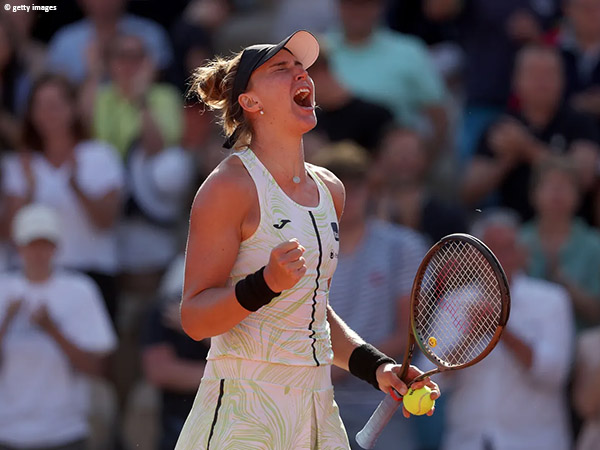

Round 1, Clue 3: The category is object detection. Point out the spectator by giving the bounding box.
[1,0,46,80]
[46,0,172,83]
[386,0,456,46]
[141,254,209,450]
[442,208,574,450]
[561,0,600,124]
[169,25,216,153]
[92,33,182,158]
[424,0,560,163]
[313,141,428,449]
[373,127,468,244]
[307,47,394,153]
[272,0,339,40]
[0,204,117,450]
[0,18,30,149]
[326,0,447,152]
[0,195,9,272]
[91,33,191,293]
[462,45,600,223]
[572,326,600,450]
[1,74,124,321]
[178,0,274,56]
[520,156,600,329]
[168,19,214,94]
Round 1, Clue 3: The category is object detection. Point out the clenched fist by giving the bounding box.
[263,239,307,293]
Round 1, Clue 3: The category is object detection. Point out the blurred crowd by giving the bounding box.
[0,0,600,449]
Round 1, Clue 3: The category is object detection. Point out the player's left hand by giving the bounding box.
[375,363,440,418]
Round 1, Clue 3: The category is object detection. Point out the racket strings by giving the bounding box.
[414,241,503,367]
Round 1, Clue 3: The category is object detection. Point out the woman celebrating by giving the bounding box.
[177,31,439,449]
[1,74,124,321]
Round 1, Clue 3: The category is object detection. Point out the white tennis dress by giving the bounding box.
[175,149,350,450]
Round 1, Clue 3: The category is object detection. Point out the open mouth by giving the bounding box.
[293,87,313,108]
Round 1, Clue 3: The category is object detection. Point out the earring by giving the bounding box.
[259,108,264,115]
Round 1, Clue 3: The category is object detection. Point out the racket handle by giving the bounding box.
[355,394,401,449]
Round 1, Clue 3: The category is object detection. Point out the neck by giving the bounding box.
[344,29,373,46]
[92,16,119,35]
[538,215,572,236]
[251,132,307,185]
[43,134,75,166]
[521,104,556,128]
[24,265,52,283]
[116,82,136,100]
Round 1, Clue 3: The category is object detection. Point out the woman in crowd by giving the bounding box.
[1,74,124,321]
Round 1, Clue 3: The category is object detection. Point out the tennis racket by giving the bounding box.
[355,233,511,449]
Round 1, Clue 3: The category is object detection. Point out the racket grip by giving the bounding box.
[355,394,401,449]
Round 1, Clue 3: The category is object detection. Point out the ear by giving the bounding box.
[238,93,261,114]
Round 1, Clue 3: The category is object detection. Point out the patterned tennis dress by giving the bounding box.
[175,149,350,450]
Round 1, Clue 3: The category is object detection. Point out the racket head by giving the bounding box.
[409,233,510,372]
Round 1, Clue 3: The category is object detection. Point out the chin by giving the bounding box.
[296,111,317,134]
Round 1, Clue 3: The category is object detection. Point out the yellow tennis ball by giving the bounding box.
[403,386,435,416]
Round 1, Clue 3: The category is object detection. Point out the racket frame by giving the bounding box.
[408,233,511,382]
[355,233,511,449]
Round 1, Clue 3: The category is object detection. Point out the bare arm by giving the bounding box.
[424,105,449,156]
[327,305,364,371]
[180,159,256,340]
[573,330,600,419]
[139,106,166,156]
[0,300,21,368]
[559,280,600,326]
[180,158,307,340]
[461,157,514,206]
[45,323,110,377]
[32,305,109,378]
[70,182,121,230]
[501,329,533,369]
[574,364,600,418]
[142,343,205,392]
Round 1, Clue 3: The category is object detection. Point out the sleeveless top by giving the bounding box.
[208,148,340,366]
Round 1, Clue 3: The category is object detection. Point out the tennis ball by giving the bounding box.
[403,386,435,416]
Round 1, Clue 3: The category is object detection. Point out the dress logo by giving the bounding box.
[273,219,291,229]
[330,222,339,241]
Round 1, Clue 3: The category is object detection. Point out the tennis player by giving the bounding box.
[176,30,440,449]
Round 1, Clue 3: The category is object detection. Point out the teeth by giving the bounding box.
[294,87,310,98]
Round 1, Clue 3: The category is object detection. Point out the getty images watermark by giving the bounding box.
[5,4,57,12]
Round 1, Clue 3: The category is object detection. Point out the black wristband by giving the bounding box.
[235,266,281,312]
[348,343,396,391]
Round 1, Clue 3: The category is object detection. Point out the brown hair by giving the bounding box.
[190,52,251,148]
[531,155,580,193]
[21,73,88,151]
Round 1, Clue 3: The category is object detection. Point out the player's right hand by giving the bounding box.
[263,239,306,293]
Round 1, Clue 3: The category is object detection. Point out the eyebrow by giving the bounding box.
[268,59,303,69]
[268,61,289,69]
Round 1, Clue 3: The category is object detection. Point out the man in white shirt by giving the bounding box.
[442,209,574,450]
[0,204,117,450]
[315,142,428,449]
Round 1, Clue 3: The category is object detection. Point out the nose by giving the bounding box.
[295,68,308,81]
